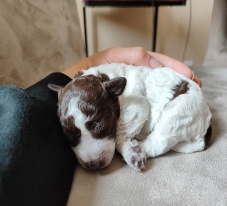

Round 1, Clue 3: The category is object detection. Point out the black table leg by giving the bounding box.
[83,5,88,57]
[152,6,159,52]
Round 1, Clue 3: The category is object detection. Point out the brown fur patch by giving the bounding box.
[172,81,189,100]
[74,74,119,139]
[62,116,81,147]
[57,73,124,144]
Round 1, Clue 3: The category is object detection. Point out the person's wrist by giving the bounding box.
[97,47,117,64]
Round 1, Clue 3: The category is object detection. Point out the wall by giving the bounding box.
[204,0,227,67]
[76,0,214,66]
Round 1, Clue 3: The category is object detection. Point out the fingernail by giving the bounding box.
[149,58,162,68]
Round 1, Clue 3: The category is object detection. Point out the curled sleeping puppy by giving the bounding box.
[48,63,212,171]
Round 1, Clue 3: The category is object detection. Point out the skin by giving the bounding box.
[62,47,202,87]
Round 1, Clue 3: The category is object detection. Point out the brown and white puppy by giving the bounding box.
[49,63,212,171]
[48,72,126,170]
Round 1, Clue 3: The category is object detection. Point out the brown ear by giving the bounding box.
[48,84,64,98]
[103,77,126,98]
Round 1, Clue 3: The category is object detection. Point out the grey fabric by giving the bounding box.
[204,0,227,66]
[0,0,86,88]
[67,66,227,206]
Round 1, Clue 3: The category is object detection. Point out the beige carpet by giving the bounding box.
[67,66,227,206]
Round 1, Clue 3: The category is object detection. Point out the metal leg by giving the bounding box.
[152,6,159,52]
[83,5,88,57]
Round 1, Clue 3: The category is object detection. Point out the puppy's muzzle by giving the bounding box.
[83,159,108,170]
[85,161,101,170]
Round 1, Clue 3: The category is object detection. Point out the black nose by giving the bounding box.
[85,161,100,170]
[204,125,212,146]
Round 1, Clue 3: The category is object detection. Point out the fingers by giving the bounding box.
[193,76,202,87]
[146,51,202,87]
[147,51,192,77]
[106,47,202,87]
[101,47,202,87]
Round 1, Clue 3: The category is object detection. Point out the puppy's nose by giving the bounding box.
[85,160,100,170]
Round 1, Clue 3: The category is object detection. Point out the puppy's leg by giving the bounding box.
[171,139,206,153]
[170,125,212,153]
[139,121,210,157]
[139,132,179,158]
[117,138,146,171]
[116,96,149,171]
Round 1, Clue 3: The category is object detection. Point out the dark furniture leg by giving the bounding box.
[83,5,88,57]
[153,6,159,52]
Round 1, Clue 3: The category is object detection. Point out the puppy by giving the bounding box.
[48,63,212,171]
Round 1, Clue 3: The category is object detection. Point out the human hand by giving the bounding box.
[63,47,201,87]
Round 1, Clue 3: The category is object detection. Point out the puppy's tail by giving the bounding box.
[204,125,212,147]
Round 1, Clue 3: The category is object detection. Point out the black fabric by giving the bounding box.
[0,73,77,206]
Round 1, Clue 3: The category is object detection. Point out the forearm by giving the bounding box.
[62,49,111,79]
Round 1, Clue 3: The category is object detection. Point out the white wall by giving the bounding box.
[76,0,214,66]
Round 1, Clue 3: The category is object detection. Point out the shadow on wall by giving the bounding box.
[204,0,227,67]
[225,1,227,41]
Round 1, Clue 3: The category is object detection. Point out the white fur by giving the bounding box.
[81,63,212,171]
[67,97,115,169]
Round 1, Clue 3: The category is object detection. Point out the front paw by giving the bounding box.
[122,141,146,171]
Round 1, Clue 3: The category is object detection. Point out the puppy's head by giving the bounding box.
[48,72,126,170]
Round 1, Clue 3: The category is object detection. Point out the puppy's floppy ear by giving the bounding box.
[48,84,64,98]
[103,77,126,98]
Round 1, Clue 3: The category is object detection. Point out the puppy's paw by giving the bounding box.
[123,140,146,171]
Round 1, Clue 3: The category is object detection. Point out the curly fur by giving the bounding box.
[49,63,212,171]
